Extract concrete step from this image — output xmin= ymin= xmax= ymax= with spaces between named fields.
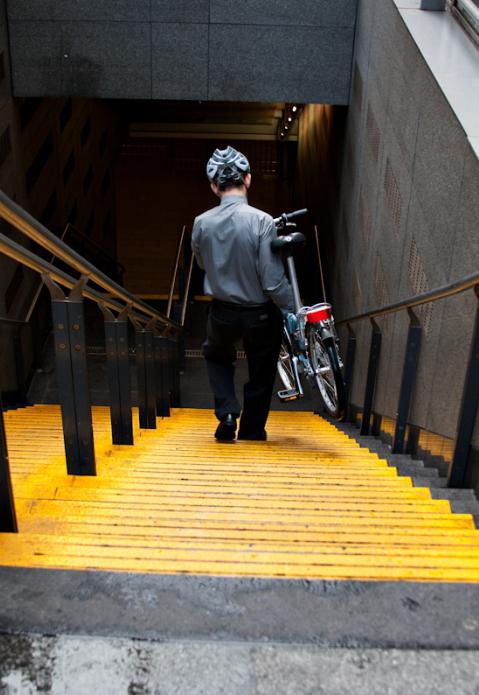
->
xmin=392 ymin=463 xmax=441 ymax=479
xmin=449 ymin=501 xmax=479 ymax=516
xmin=412 ymin=477 xmax=448 ymax=489
xmin=330 ymin=423 xmax=453 ymax=489
xmin=430 ymin=488 xmax=478 ymax=502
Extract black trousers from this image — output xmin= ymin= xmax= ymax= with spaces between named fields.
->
xmin=202 ymin=300 xmax=283 ymax=433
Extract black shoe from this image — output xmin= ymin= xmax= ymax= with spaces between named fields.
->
xmin=237 ymin=429 xmax=267 ymax=441
xmin=215 ymin=414 xmax=237 ymax=441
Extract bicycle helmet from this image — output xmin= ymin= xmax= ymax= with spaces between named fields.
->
xmin=206 ymin=146 xmax=250 ymax=189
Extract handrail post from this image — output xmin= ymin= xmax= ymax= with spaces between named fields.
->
xmin=167 ymin=225 xmax=186 ymax=319
xmin=360 ymin=319 xmax=382 ymax=436
xmin=131 ymin=315 xmax=157 ymax=430
xmin=392 ymin=309 xmax=422 ymax=454
xmin=101 ymin=305 xmax=134 ymax=445
xmin=168 ymin=337 xmax=182 ymax=408
xmin=344 ymin=323 xmax=357 ymax=423
xmin=406 ymin=424 xmax=420 ymax=457
xmin=43 ymin=274 xmax=96 ymax=475
xmin=448 ymin=288 xmax=479 ymax=488
xmin=178 ymin=248 xmax=195 ymax=374
xmin=154 ymin=334 xmax=171 ymax=417
xmin=0 ymin=393 xmax=17 ymax=532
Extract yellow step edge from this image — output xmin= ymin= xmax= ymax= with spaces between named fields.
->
xmin=3 ymin=406 xmax=479 ymax=582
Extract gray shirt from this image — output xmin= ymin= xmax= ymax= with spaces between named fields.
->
xmin=191 ymin=195 xmax=294 ymax=312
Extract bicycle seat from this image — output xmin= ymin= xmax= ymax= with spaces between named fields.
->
xmin=271 ymin=231 xmax=305 ymax=250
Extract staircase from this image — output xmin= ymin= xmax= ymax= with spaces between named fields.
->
xmin=3 ymin=405 xmax=479 ymax=582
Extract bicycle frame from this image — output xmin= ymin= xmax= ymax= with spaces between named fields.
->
xmin=274 ymin=211 xmax=346 ymax=417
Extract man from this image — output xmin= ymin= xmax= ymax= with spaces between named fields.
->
xmin=192 ymin=146 xmax=294 ymax=442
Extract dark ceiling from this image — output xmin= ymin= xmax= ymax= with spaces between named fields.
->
xmin=111 ymin=100 xmax=300 ymax=141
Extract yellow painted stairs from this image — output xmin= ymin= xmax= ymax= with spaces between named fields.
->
xmin=2 ymin=404 xmax=479 ymax=582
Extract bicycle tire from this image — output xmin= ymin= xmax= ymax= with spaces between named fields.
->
xmin=306 ymin=324 xmax=346 ymax=420
xmin=277 ymin=334 xmax=296 ymax=392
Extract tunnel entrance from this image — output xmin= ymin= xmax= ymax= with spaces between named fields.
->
xmin=113 ymin=101 xmax=299 ymax=300
xmin=109 ymin=100 xmax=344 ymax=340
xmin=6 ymin=95 xmax=346 ymax=411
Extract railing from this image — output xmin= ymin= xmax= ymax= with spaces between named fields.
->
xmin=166 ymin=224 xmax=196 ymax=371
xmin=449 ymin=0 xmax=479 ymax=45
xmin=167 ymin=224 xmax=195 ymax=328
xmin=0 ymin=222 xmax=108 ymax=403
xmin=0 ymin=191 xmax=183 ymax=532
xmin=337 ymin=271 xmax=479 ymax=489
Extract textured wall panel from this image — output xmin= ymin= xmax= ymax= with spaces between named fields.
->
xmin=9 ymin=21 xmax=151 ymax=98
xmin=210 ymin=0 xmax=356 ymax=27
xmin=209 ymin=25 xmax=353 ymax=103
xmin=332 ymin=0 xmax=475 ymax=445
xmin=152 ymin=23 xmax=208 ymax=100
xmin=151 ymin=0 xmax=209 ymax=23
xmin=7 ymin=1 xmax=150 ymax=21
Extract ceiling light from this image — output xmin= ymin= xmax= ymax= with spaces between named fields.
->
xmin=292 ymin=105 xmax=298 ymax=113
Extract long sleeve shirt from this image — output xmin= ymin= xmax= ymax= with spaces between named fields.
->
xmin=191 ymin=194 xmax=294 ymax=312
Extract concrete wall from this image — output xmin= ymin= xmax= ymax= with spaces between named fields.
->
xmin=6 ymin=0 xmax=357 ymax=103
xmin=330 ymin=0 xmax=479 ymax=452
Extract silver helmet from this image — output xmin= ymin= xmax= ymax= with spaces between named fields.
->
xmin=206 ymin=146 xmax=250 ymax=187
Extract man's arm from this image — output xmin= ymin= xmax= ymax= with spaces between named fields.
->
xmin=191 ymin=218 xmax=205 ymax=270
xmin=257 ymin=217 xmax=294 ymax=312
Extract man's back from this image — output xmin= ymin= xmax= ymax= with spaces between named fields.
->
xmin=192 ymin=194 xmax=293 ymax=311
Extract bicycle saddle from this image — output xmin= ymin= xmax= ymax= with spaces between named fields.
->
xmin=271 ymin=231 xmax=306 ymax=250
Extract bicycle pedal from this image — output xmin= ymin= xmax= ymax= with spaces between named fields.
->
xmin=277 ymin=388 xmax=302 ymax=402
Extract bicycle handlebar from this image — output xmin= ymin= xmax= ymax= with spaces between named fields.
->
xmin=273 ymin=209 xmax=308 ymax=226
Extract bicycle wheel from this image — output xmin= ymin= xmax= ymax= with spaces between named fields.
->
xmin=307 ymin=324 xmax=346 ymax=420
xmin=277 ymin=337 xmax=296 ymax=392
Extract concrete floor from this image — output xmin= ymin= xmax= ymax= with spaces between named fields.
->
xmin=1 ymin=635 xmax=479 ymax=695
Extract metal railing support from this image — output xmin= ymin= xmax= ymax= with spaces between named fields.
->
xmin=131 ymin=316 xmax=157 ymax=430
xmin=154 ymin=335 xmax=171 ymax=417
xmin=43 ymin=274 xmax=96 ymax=476
xmin=167 ymin=225 xmax=186 ymax=319
xmin=392 ymin=310 xmax=422 ymax=454
xmin=406 ymin=424 xmax=420 ymax=457
xmin=101 ymin=306 xmax=134 ymax=445
xmin=449 ymin=288 xmax=479 ymax=488
xmin=371 ymin=412 xmax=382 ymax=437
xmin=0 ymin=394 xmax=17 ymax=532
xmin=344 ymin=323 xmax=357 ymax=423
xmin=168 ymin=337 xmax=182 ymax=408
xmin=360 ymin=320 xmax=382 ymax=436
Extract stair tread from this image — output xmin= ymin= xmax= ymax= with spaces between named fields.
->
xmin=2 ymin=406 xmax=479 ymax=582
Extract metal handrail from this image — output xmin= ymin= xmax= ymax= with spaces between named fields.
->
xmin=180 ymin=253 xmax=195 ymax=327
xmin=337 ymin=267 xmax=479 ymax=489
xmin=0 ymin=316 xmax=24 ymax=326
xmin=23 ymin=225 xmax=70 ymax=324
xmin=0 ymin=190 xmax=180 ymax=331
xmin=167 ymin=225 xmax=186 ymax=319
xmin=0 ymin=232 xmax=170 ymax=327
xmin=337 ymin=270 xmax=479 ymax=326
